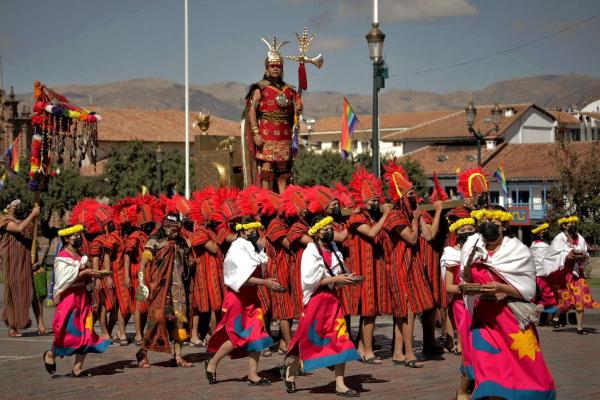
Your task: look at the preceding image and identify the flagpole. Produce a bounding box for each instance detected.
[184,0,190,199]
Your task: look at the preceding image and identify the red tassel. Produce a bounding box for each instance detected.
[298,62,307,91]
[429,172,449,203]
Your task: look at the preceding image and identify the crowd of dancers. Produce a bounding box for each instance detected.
[2,160,598,399]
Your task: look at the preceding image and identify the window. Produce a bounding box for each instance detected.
[489,190,500,204]
[392,141,402,147]
[570,129,581,141]
[332,141,340,150]
[511,190,530,204]
[445,186,458,199]
[352,140,358,151]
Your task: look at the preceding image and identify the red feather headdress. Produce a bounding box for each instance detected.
[190,187,216,224]
[429,172,449,203]
[349,165,383,205]
[255,190,282,217]
[457,167,489,198]
[237,186,264,217]
[211,186,241,223]
[281,185,308,218]
[332,182,355,208]
[306,186,336,214]
[383,160,413,203]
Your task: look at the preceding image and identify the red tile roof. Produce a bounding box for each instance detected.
[548,111,580,125]
[398,142,591,181]
[583,112,600,121]
[95,108,240,143]
[383,104,554,142]
[304,110,455,133]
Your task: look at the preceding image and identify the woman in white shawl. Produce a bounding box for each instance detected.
[542,216,600,334]
[460,206,555,400]
[42,225,109,377]
[205,217,283,386]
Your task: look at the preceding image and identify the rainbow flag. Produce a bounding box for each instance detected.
[494,162,508,196]
[4,134,20,174]
[340,97,358,160]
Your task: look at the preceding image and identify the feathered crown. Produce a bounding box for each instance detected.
[112,197,137,227]
[457,167,489,198]
[349,165,383,204]
[237,186,264,217]
[136,195,163,225]
[281,185,308,217]
[69,198,99,232]
[261,37,289,64]
[189,187,216,224]
[211,187,241,223]
[333,182,355,208]
[383,160,413,202]
[429,172,449,203]
[255,190,282,217]
[306,186,336,214]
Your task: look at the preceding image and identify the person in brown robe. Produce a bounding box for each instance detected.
[0,199,42,336]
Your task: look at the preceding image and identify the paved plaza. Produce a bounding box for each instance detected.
[1,285,599,400]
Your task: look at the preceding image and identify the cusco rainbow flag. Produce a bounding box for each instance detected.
[340,97,358,160]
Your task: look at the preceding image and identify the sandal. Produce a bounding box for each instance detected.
[391,359,406,366]
[362,356,382,365]
[552,318,561,329]
[280,364,297,393]
[405,359,424,368]
[176,358,194,368]
[188,339,206,347]
[205,360,217,384]
[261,349,273,357]
[71,369,92,378]
[444,335,456,353]
[247,377,271,386]
[577,329,588,335]
[335,389,360,397]
[37,328,52,336]
[136,349,150,368]
[8,329,22,337]
[43,351,56,375]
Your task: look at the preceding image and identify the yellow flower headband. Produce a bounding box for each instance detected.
[308,216,334,236]
[235,221,263,232]
[531,223,550,235]
[58,224,85,237]
[449,218,476,233]
[557,216,579,225]
[471,209,513,222]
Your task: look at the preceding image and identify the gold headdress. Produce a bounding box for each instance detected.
[260,37,289,64]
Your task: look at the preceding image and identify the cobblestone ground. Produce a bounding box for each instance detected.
[1,285,599,400]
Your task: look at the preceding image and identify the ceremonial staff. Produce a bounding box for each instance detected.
[282,27,324,157]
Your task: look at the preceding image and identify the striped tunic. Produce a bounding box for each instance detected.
[385,210,434,317]
[90,234,116,312]
[0,217,33,330]
[419,212,448,308]
[125,230,149,313]
[348,211,392,317]
[190,226,224,313]
[286,220,310,317]
[334,221,361,316]
[264,217,296,320]
[103,232,130,316]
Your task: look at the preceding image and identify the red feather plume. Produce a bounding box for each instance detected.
[429,172,449,203]
[457,167,487,198]
[190,187,216,224]
[383,160,413,203]
[256,190,281,217]
[349,165,383,205]
[280,185,308,218]
[332,182,355,208]
[236,186,264,217]
[306,186,335,214]
[210,186,241,223]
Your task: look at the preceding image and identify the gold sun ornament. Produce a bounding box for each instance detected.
[509,328,540,361]
[193,111,211,134]
[335,318,349,340]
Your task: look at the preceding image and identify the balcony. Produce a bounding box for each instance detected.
[508,202,548,222]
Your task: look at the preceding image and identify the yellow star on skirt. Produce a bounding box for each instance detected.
[509,328,540,361]
[335,318,349,340]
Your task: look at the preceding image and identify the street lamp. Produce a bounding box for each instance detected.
[155,144,163,195]
[366,22,386,177]
[465,101,502,166]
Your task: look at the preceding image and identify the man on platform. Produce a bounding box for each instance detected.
[244,37,302,193]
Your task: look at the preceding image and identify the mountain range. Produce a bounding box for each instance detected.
[17,74,600,121]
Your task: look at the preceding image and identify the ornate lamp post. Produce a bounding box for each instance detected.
[155,144,163,195]
[366,10,386,177]
[465,101,502,166]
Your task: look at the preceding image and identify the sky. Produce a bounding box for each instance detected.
[1,0,599,95]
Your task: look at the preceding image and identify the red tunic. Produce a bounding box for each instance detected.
[190,226,225,313]
[126,230,149,313]
[385,210,434,317]
[256,85,296,163]
[103,232,131,316]
[265,218,296,320]
[90,234,115,312]
[348,211,392,316]
[334,221,360,316]
[286,220,310,316]
[419,212,448,308]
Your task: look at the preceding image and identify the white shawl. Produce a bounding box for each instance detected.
[530,241,550,276]
[53,254,88,303]
[223,237,268,292]
[300,242,344,305]
[440,245,462,280]
[460,235,536,301]
[541,232,588,277]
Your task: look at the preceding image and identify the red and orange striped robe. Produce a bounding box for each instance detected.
[190,225,224,313]
[265,217,296,320]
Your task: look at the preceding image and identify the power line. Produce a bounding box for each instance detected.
[388,13,600,77]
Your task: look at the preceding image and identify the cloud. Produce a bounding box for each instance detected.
[337,0,478,23]
[316,36,348,51]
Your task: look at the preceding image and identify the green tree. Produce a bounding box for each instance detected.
[547,140,600,244]
[102,141,193,198]
[293,150,356,186]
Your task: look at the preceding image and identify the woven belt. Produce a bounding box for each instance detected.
[260,112,291,123]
